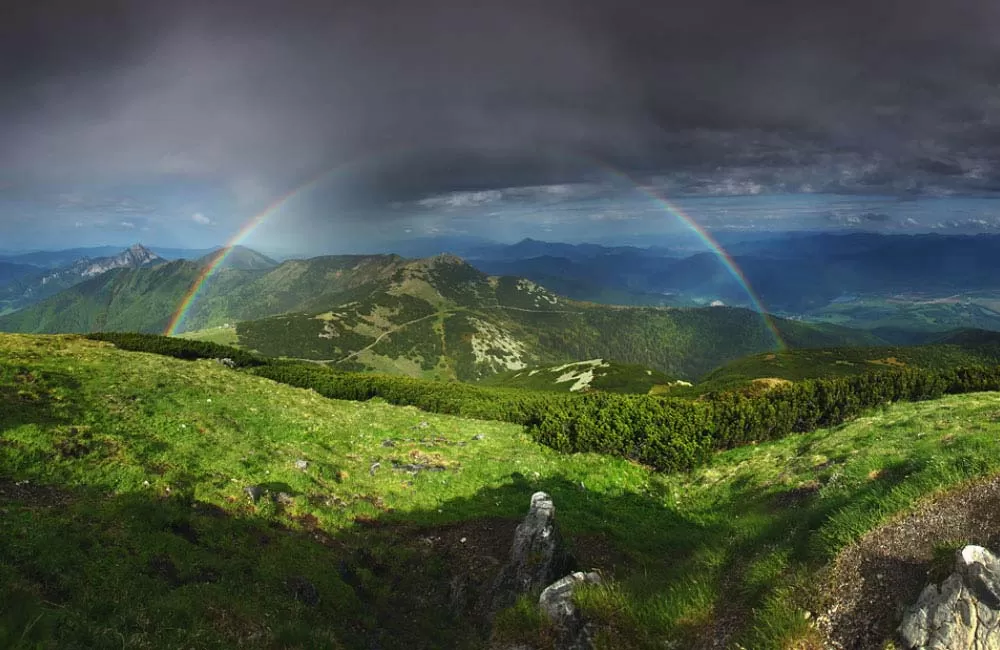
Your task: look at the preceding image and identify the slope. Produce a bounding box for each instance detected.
[0,261,39,287]
[236,255,882,381]
[690,333,1000,395]
[0,253,405,335]
[5,334,1000,649]
[483,359,678,394]
[0,250,881,380]
[0,244,164,313]
[197,245,279,270]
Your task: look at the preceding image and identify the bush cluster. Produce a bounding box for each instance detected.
[85,332,267,368]
[85,332,1000,473]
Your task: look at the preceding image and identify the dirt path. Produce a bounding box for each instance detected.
[817,473,1000,649]
[493,305,582,314]
[336,312,446,364]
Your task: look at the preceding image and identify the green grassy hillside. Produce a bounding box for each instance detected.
[483,359,677,394]
[0,252,883,383]
[4,334,1000,648]
[0,261,238,334]
[236,256,883,381]
[688,337,1000,396]
[0,254,407,335]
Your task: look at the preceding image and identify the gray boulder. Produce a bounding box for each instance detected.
[491,492,573,611]
[539,571,602,650]
[244,485,263,503]
[900,545,1000,649]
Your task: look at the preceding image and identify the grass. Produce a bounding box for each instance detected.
[3,334,1000,648]
[177,326,240,346]
[680,342,1000,396]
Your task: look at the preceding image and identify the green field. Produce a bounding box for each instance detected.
[176,325,240,346]
[4,334,1000,648]
[681,338,1000,396]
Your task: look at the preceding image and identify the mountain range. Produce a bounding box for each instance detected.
[0,244,163,314]
[465,233,1000,332]
[0,248,884,380]
[8,233,1000,382]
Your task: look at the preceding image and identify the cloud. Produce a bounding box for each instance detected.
[417,190,504,209]
[56,194,155,214]
[120,221,135,229]
[191,212,212,225]
[8,0,1000,250]
[412,183,608,212]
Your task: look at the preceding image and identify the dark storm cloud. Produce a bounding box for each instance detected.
[3,0,1000,207]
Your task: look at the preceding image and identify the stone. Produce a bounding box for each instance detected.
[491,492,574,611]
[294,459,309,470]
[244,485,263,503]
[381,439,396,448]
[274,492,295,506]
[900,545,1000,649]
[216,358,236,369]
[539,571,602,650]
[369,462,380,476]
[472,434,485,441]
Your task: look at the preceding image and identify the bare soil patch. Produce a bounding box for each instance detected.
[818,474,1000,649]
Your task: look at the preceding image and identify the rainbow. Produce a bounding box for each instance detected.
[166,153,785,350]
[164,173,331,336]
[597,166,786,350]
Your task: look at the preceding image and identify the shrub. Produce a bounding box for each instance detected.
[85,332,1000,473]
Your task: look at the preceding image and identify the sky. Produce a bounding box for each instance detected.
[4,0,1000,252]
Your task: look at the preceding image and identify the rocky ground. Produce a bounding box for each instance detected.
[819,474,1000,649]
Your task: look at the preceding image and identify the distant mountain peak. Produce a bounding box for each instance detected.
[78,244,162,278]
[122,243,159,263]
[430,252,466,265]
[196,245,278,271]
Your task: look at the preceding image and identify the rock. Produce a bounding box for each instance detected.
[539,571,601,624]
[244,485,263,503]
[216,358,236,368]
[381,439,396,448]
[900,545,1000,649]
[391,460,445,474]
[294,459,309,470]
[491,492,574,611]
[472,434,485,441]
[369,462,381,476]
[274,492,295,506]
[286,575,320,606]
[539,571,602,650]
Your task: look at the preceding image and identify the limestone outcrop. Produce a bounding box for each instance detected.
[900,545,1000,649]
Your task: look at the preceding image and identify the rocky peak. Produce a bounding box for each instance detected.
[123,243,158,264]
[79,244,161,278]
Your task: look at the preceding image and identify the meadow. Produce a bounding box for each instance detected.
[3,334,1000,647]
